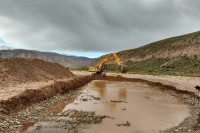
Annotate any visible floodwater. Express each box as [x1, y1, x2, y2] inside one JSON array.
[[23, 80, 190, 133]]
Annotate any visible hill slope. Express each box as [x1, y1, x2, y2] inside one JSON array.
[[0, 58, 75, 86], [118, 31, 200, 61], [0, 49, 93, 68], [92, 31, 200, 76]]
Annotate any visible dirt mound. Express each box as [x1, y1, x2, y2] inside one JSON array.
[[0, 58, 75, 85]]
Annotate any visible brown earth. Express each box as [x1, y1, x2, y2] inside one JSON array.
[[0, 75, 93, 114], [0, 58, 75, 86], [0, 58, 94, 114]]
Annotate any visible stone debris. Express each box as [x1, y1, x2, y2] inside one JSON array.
[[110, 100, 127, 103], [116, 121, 131, 127]]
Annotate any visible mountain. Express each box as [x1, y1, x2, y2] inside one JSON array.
[[0, 49, 93, 68], [0, 45, 14, 50], [118, 31, 200, 61], [92, 31, 200, 76]]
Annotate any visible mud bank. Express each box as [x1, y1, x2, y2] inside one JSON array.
[[95, 76, 200, 99], [0, 75, 93, 114], [95, 76, 200, 132]]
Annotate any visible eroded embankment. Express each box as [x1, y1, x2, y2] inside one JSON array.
[[0, 75, 93, 114], [95, 75, 200, 132]]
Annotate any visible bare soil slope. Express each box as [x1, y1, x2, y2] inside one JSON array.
[[0, 58, 75, 86], [0, 58, 93, 113]]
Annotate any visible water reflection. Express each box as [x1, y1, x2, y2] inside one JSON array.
[[93, 80, 127, 101], [94, 80, 106, 98], [118, 88, 127, 100], [93, 81, 117, 112], [93, 80, 128, 111]]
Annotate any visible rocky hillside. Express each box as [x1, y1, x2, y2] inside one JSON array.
[[118, 31, 200, 61], [0, 49, 93, 68], [92, 31, 200, 76]]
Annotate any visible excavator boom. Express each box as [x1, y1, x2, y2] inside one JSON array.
[[88, 53, 127, 75]]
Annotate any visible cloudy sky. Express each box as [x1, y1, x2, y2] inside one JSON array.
[[0, 0, 200, 57]]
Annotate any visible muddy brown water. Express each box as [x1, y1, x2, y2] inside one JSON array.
[[23, 80, 190, 133]]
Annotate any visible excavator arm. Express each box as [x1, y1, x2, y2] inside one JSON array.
[[88, 53, 127, 75], [98, 53, 121, 70]]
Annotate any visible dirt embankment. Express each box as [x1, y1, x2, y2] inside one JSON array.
[[0, 75, 93, 114], [0, 58, 94, 114], [0, 58, 75, 86]]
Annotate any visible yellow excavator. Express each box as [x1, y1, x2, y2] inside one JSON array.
[[88, 53, 128, 76]]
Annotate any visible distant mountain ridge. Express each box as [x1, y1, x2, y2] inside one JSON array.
[[0, 49, 93, 68], [0, 45, 14, 50]]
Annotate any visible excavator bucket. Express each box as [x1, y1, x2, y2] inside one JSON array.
[[120, 65, 128, 73]]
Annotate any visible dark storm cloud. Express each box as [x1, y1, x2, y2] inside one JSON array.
[[0, 0, 199, 52]]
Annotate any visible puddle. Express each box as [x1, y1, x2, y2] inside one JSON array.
[[23, 80, 190, 133]]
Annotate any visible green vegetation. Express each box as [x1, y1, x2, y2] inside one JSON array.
[[105, 56, 200, 77], [105, 64, 121, 72], [70, 66, 88, 71]]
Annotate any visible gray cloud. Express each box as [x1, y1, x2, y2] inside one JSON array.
[[0, 0, 200, 52]]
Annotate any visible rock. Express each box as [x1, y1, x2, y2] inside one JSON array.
[[116, 121, 131, 127], [110, 100, 127, 103], [91, 96, 101, 100], [174, 129, 179, 132], [82, 98, 88, 101], [35, 125, 42, 131]]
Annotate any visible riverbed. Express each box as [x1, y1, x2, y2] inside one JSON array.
[[23, 80, 190, 133]]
